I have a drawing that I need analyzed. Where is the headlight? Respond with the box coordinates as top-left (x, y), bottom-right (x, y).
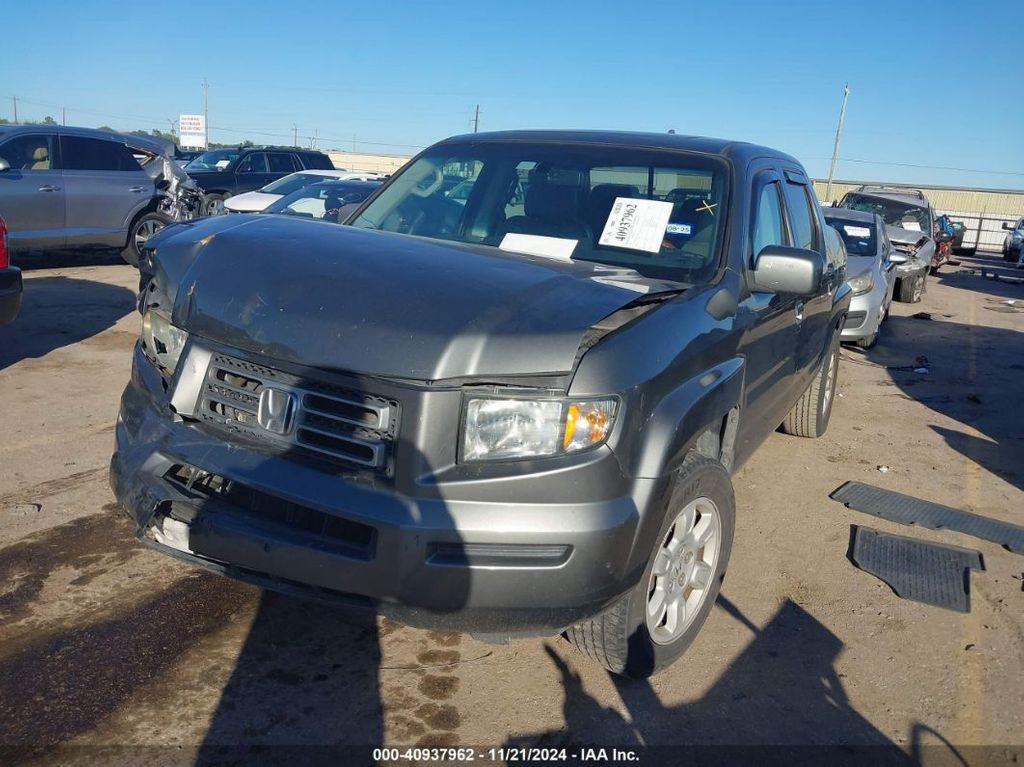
top-left (847, 269), bottom-right (875, 296)
top-left (140, 309), bottom-right (188, 374)
top-left (462, 396), bottom-right (617, 462)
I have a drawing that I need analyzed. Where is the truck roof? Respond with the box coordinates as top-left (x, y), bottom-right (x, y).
top-left (436, 129), bottom-right (804, 167)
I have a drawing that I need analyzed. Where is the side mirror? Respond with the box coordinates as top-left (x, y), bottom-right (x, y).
top-left (888, 253), bottom-right (908, 265)
top-left (751, 245), bottom-right (824, 296)
top-left (0, 157), bottom-right (9, 172)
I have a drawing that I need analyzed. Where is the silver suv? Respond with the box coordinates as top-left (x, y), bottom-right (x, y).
top-left (0, 125), bottom-right (168, 264)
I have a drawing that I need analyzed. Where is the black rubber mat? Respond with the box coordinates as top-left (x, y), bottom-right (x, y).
top-left (849, 526), bottom-right (984, 612)
top-left (831, 481), bottom-right (1024, 555)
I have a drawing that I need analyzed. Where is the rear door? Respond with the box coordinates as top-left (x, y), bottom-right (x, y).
top-left (780, 171), bottom-right (833, 384)
top-left (233, 152), bottom-right (276, 194)
top-left (61, 135), bottom-right (152, 247)
top-left (0, 132), bottom-right (66, 250)
top-left (736, 168), bottom-right (801, 447)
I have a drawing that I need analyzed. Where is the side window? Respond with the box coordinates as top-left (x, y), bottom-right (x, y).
top-left (61, 136), bottom-right (139, 171)
top-left (753, 181), bottom-right (786, 257)
top-left (782, 181), bottom-right (816, 251)
top-left (0, 134), bottom-right (55, 171)
top-left (238, 153), bottom-right (269, 173)
top-left (825, 226), bottom-right (847, 271)
top-left (267, 153), bottom-right (295, 173)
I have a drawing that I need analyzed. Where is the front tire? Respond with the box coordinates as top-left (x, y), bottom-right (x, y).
top-left (202, 193), bottom-right (228, 217)
top-left (565, 454), bottom-right (735, 678)
top-left (781, 334), bottom-right (839, 438)
top-left (898, 272), bottom-right (924, 303)
top-left (121, 211), bottom-right (171, 267)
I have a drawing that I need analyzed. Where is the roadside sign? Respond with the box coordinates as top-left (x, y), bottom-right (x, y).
top-left (179, 114), bottom-right (206, 149)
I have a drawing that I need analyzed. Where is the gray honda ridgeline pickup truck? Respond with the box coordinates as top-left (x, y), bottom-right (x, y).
top-left (112, 131), bottom-right (849, 678)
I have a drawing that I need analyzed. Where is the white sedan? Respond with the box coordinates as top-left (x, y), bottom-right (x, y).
top-left (223, 169), bottom-right (385, 212)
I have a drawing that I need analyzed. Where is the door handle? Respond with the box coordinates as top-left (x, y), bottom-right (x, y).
top-left (38, 185), bottom-right (61, 192)
top-left (794, 301), bottom-right (805, 322)
top-left (129, 186), bottom-right (147, 193)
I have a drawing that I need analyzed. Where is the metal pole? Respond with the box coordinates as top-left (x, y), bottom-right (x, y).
top-left (292, 124), bottom-right (297, 148)
top-left (825, 83), bottom-right (850, 204)
top-left (202, 78), bottom-right (209, 148)
top-left (472, 104), bottom-right (479, 133)
top-left (62, 107), bottom-right (66, 126)
top-left (12, 96), bottom-right (17, 124)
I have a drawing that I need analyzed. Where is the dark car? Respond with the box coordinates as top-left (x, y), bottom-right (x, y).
top-left (112, 130), bottom-right (849, 678)
top-left (1003, 216), bottom-right (1024, 262)
top-left (263, 179), bottom-right (382, 221)
top-left (0, 214), bottom-right (22, 325)
top-left (183, 146), bottom-right (334, 215)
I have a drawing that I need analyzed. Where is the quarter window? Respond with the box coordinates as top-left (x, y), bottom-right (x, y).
top-left (61, 136), bottom-right (139, 171)
top-left (782, 181), bottom-right (816, 251)
top-left (0, 134), bottom-right (55, 171)
top-left (267, 153), bottom-right (295, 172)
top-left (753, 181), bottom-right (786, 256)
top-left (238, 153), bottom-right (269, 173)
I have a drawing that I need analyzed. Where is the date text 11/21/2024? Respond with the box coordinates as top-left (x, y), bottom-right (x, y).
top-left (372, 746), bottom-right (640, 762)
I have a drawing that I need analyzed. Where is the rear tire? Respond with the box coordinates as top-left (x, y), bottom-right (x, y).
top-left (121, 211), bottom-right (171, 267)
top-left (203, 193), bottom-right (228, 217)
top-left (781, 334), bottom-right (840, 438)
top-left (565, 454), bottom-right (735, 679)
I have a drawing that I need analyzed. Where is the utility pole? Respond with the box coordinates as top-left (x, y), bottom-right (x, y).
top-left (825, 83), bottom-right (850, 204)
top-left (62, 107), bottom-right (66, 126)
top-left (472, 104), bottom-right (480, 133)
top-left (12, 95), bottom-right (17, 124)
top-left (292, 124), bottom-right (298, 148)
top-left (202, 78), bottom-right (209, 148)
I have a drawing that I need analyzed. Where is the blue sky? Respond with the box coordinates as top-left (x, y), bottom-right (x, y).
top-left (2, 0), bottom-right (1021, 188)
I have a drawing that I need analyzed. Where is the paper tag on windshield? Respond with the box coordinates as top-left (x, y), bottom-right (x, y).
top-left (499, 233), bottom-right (577, 260)
top-left (599, 198), bottom-right (674, 253)
top-left (844, 225), bottom-right (871, 238)
top-left (901, 221), bottom-right (922, 232)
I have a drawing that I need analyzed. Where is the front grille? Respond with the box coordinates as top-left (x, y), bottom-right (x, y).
top-left (164, 464), bottom-right (376, 559)
top-left (199, 353), bottom-right (398, 473)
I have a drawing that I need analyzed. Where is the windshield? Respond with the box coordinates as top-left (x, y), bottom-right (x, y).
top-left (349, 143), bottom-right (728, 283)
top-left (184, 149), bottom-right (241, 171)
top-left (265, 181), bottom-right (380, 222)
top-left (261, 172), bottom-right (324, 196)
top-left (827, 217), bottom-right (877, 257)
top-left (841, 193), bottom-right (929, 233)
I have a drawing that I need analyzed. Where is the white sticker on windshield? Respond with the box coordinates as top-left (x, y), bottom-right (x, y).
top-left (499, 233), bottom-right (577, 261)
top-left (843, 225), bottom-right (871, 238)
top-left (900, 221), bottom-right (922, 232)
top-left (599, 198), bottom-right (674, 254)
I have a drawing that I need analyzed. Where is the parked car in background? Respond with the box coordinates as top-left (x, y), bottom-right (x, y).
top-left (1002, 217), bottom-right (1024, 262)
top-left (0, 125), bottom-right (173, 265)
top-left (174, 148), bottom-right (203, 167)
top-left (839, 186), bottom-right (940, 273)
top-left (824, 207), bottom-right (897, 347)
top-left (262, 179), bottom-right (383, 221)
top-left (183, 146), bottom-right (334, 215)
top-left (224, 170), bottom-right (384, 213)
top-left (0, 214), bottom-right (22, 326)
top-left (115, 130), bottom-right (849, 679)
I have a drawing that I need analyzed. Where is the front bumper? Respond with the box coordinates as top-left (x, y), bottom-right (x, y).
top-left (840, 276), bottom-right (888, 342)
top-left (0, 266), bottom-right (23, 326)
top-left (111, 344), bottom-right (663, 637)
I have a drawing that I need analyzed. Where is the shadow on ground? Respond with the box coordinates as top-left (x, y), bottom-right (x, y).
top-left (853, 306), bottom-right (1024, 494)
top-left (0, 275), bottom-right (136, 369)
top-left (935, 251), bottom-right (1024, 301)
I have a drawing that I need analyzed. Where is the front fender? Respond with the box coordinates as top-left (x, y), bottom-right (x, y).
top-left (617, 356), bottom-right (744, 479)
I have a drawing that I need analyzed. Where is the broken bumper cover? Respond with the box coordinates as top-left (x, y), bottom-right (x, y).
top-left (111, 346), bottom-right (659, 637)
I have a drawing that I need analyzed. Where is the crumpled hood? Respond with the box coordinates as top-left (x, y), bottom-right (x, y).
top-left (152, 215), bottom-right (681, 381)
top-left (886, 224), bottom-right (928, 246)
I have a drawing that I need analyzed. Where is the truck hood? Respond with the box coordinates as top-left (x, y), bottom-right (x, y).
top-left (152, 215), bottom-right (683, 381)
top-left (886, 224), bottom-right (929, 247)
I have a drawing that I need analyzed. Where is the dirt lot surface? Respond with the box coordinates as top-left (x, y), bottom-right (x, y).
top-left (1, 251), bottom-right (1022, 764)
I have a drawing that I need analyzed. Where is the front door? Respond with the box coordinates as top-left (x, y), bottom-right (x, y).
top-left (0, 133), bottom-right (66, 250)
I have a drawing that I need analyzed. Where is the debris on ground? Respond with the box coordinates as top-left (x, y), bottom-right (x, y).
top-left (877, 465), bottom-right (891, 473)
top-left (911, 312), bottom-right (933, 320)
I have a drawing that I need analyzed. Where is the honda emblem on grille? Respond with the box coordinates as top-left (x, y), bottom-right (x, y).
top-left (257, 387), bottom-right (296, 435)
